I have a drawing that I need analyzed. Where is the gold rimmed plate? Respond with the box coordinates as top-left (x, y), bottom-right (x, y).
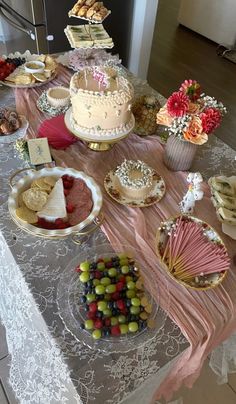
top-left (155, 214), bottom-right (228, 291)
top-left (104, 168), bottom-right (166, 208)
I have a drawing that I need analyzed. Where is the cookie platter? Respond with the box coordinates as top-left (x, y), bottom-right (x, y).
top-left (0, 51), bottom-right (57, 88)
top-left (8, 167), bottom-right (103, 238)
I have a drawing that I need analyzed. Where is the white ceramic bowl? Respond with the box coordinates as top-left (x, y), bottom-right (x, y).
top-left (8, 167), bottom-right (103, 238)
top-left (25, 60), bottom-right (45, 74)
top-left (47, 87), bottom-right (71, 108)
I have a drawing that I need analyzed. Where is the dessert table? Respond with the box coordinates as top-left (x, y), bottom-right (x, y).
top-left (0, 65), bottom-right (236, 404)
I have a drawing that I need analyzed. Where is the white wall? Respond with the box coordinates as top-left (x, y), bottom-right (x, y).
top-left (179, 0), bottom-right (236, 49)
top-left (128, 0), bottom-right (159, 79)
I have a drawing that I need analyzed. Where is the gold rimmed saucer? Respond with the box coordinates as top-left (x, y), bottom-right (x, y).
top-left (104, 168), bottom-right (166, 208)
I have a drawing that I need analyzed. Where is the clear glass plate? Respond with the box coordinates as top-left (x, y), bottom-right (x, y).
top-left (57, 243), bottom-right (168, 353)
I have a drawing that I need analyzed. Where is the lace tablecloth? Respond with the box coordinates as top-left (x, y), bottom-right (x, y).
top-left (1, 69), bottom-right (236, 404)
top-left (0, 83), bottom-right (190, 403)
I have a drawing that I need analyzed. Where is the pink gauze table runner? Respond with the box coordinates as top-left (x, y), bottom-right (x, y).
top-left (15, 66), bottom-right (236, 401)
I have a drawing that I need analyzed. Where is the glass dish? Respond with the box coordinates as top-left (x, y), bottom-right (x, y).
top-left (57, 243), bottom-right (168, 353)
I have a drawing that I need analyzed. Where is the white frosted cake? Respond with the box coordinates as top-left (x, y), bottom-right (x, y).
top-left (115, 160), bottom-right (154, 200)
top-left (70, 67), bottom-right (134, 136)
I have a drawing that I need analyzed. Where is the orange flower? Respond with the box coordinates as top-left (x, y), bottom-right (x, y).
top-left (188, 102), bottom-right (201, 114)
top-left (183, 116), bottom-right (208, 145)
top-left (156, 104), bottom-right (174, 127)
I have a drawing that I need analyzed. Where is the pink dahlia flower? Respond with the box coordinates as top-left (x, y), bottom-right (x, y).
top-left (167, 91), bottom-right (190, 117)
top-left (179, 79), bottom-right (201, 101)
top-left (200, 108), bottom-right (222, 134)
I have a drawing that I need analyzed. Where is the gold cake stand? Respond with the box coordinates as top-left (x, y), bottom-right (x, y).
top-left (64, 108), bottom-right (135, 151)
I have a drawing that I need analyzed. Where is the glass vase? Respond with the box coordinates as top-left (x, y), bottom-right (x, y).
top-left (163, 135), bottom-right (198, 171)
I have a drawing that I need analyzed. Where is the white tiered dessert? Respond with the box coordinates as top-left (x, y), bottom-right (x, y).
top-left (70, 67), bottom-right (134, 136)
top-left (115, 160), bottom-right (154, 200)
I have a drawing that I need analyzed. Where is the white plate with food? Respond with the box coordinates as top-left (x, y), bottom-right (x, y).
top-left (0, 51), bottom-right (57, 88)
top-left (8, 167), bottom-right (103, 238)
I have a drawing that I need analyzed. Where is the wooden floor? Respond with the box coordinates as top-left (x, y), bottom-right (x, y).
top-left (148, 0), bottom-right (236, 151)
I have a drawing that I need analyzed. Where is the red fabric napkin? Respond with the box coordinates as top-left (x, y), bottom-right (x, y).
top-left (38, 114), bottom-right (78, 149)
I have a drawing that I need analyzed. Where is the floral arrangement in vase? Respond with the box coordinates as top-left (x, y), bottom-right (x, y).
top-left (156, 80), bottom-right (227, 145)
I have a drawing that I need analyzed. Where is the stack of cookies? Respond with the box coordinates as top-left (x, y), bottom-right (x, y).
top-left (69, 0), bottom-right (110, 22)
top-left (16, 176), bottom-right (57, 224)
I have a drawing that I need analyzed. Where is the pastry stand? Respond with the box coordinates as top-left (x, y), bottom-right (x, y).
top-left (64, 108), bottom-right (135, 151)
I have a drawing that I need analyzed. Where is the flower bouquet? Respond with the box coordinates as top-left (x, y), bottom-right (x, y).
top-left (156, 80), bottom-right (227, 171)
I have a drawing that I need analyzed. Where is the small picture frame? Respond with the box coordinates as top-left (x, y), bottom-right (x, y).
top-left (27, 138), bottom-right (52, 166)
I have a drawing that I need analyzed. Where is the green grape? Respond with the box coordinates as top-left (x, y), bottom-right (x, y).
top-left (103, 309), bottom-right (112, 317)
top-left (111, 317), bottom-right (118, 326)
top-left (97, 262), bottom-right (105, 271)
top-left (97, 301), bottom-right (107, 311)
top-left (100, 277), bottom-right (111, 286)
top-left (125, 276), bottom-right (133, 283)
top-left (130, 306), bottom-right (140, 315)
top-left (118, 315), bottom-right (126, 324)
top-left (79, 272), bottom-right (90, 283)
top-left (126, 290), bottom-right (136, 299)
top-left (127, 281), bottom-right (136, 290)
top-left (121, 265), bottom-right (130, 274)
top-left (95, 285), bottom-right (105, 295)
top-left (108, 267), bottom-right (117, 278)
top-left (86, 294), bottom-right (96, 303)
top-left (85, 319), bottom-right (94, 330)
top-left (120, 324), bottom-right (129, 334)
top-left (118, 253), bottom-right (128, 260)
top-left (80, 261), bottom-right (90, 272)
top-left (105, 284), bottom-right (116, 294)
top-left (128, 322), bottom-right (139, 332)
top-left (131, 297), bottom-right (141, 307)
top-left (103, 257), bottom-right (111, 263)
top-left (119, 258), bottom-right (129, 266)
top-left (92, 329), bottom-right (102, 339)
top-left (93, 279), bottom-right (100, 287)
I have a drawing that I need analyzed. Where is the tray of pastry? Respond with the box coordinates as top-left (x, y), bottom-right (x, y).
top-left (69, 0), bottom-right (111, 23)
top-left (64, 24), bottom-right (114, 49)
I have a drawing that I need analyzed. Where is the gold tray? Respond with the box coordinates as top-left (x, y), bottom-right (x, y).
top-left (155, 214), bottom-right (228, 291)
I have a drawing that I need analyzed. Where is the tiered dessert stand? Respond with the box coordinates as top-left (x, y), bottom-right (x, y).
top-left (64, 3), bottom-right (135, 151)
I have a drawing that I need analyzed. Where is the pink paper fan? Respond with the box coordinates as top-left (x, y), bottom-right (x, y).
top-left (38, 115), bottom-right (78, 149)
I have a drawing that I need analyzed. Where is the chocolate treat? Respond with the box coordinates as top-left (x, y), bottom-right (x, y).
top-left (0, 120), bottom-right (14, 135)
top-left (9, 117), bottom-right (20, 131)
